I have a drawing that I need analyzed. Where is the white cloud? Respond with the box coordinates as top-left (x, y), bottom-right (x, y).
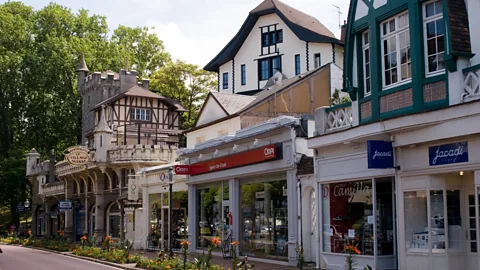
top-left (5, 0), bottom-right (351, 68)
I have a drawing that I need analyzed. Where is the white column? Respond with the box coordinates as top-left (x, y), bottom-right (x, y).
top-left (134, 208), bottom-right (144, 250)
top-left (287, 170), bottom-right (298, 265)
top-left (187, 184), bottom-right (197, 250)
top-left (142, 184), bottom-right (150, 249)
top-left (229, 178), bottom-right (240, 244)
top-left (124, 207), bottom-right (135, 243)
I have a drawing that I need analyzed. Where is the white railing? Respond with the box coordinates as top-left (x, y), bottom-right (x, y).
top-left (107, 144), bottom-right (177, 163)
top-left (56, 160), bottom-right (95, 176)
top-left (315, 104), bottom-right (353, 135)
top-left (40, 182), bottom-right (65, 196)
top-left (463, 65), bottom-right (480, 102)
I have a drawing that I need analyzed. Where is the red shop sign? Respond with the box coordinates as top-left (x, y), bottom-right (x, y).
top-left (173, 165), bottom-right (190, 175)
top-left (179, 143), bottom-right (282, 176)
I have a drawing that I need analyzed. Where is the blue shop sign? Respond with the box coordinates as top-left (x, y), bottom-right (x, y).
top-left (367, 140), bottom-right (394, 169)
top-left (429, 141), bottom-right (468, 166)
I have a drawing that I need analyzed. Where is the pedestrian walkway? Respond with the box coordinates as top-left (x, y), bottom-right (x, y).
top-left (135, 250), bottom-right (303, 270)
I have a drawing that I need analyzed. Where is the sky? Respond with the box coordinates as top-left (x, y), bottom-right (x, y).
top-left (3, 0), bottom-right (350, 68)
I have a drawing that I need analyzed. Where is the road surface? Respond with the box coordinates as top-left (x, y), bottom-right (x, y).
top-left (0, 244), bottom-right (122, 270)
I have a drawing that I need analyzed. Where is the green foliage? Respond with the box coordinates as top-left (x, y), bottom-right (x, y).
top-left (150, 60), bottom-right (217, 130)
top-left (330, 88), bottom-right (352, 106)
top-left (295, 244), bottom-right (305, 270)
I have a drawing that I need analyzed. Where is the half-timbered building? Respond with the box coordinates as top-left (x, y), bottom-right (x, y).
top-left (26, 56), bottom-right (186, 248)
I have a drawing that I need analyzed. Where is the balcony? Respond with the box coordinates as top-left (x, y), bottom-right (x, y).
top-left (314, 103), bottom-right (354, 136)
top-left (107, 144), bottom-right (177, 164)
top-left (463, 64), bottom-right (480, 102)
top-left (27, 161), bottom-right (50, 176)
top-left (40, 181), bottom-right (65, 196)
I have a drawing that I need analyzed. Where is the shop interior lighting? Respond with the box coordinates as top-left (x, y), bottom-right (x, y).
top-left (460, 171), bottom-right (464, 176)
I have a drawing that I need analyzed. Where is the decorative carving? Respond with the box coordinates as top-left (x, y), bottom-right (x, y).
top-left (463, 69), bottom-right (480, 102)
top-left (326, 106), bottom-right (353, 133)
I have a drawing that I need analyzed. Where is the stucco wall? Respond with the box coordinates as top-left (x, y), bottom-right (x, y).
top-left (186, 116), bottom-right (241, 148)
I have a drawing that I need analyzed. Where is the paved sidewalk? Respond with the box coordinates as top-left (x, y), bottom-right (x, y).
top-left (135, 250), bottom-right (301, 270)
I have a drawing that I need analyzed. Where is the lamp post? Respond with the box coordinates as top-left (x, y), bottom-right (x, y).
top-left (168, 168), bottom-right (174, 257)
top-left (24, 199), bottom-right (30, 229)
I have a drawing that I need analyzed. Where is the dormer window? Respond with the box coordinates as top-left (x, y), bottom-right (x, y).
top-left (262, 30), bottom-right (283, 47)
top-left (130, 108), bottom-right (151, 121)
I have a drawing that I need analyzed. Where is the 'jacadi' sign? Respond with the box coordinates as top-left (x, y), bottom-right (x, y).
top-left (429, 141), bottom-right (468, 166)
top-left (176, 143), bottom-right (283, 176)
top-left (367, 140), bottom-right (394, 169)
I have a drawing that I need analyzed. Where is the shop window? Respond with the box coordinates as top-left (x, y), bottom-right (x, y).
top-left (149, 191), bottom-right (188, 250)
top-left (322, 180), bottom-right (374, 255)
top-left (376, 178), bottom-right (395, 255)
top-left (240, 180), bottom-right (288, 258)
top-left (108, 203), bottom-right (121, 238)
top-left (196, 181), bottom-right (229, 251)
top-left (404, 189), bottom-right (461, 252)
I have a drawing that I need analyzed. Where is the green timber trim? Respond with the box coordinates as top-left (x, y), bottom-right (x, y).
top-left (463, 64), bottom-right (480, 74)
top-left (347, 0), bottom-right (452, 124)
top-left (325, 102), bottom-right (352, 113)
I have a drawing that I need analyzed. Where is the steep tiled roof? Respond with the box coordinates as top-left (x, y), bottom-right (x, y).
top-left (211, 92), bottom-right (257, 115)
top-left (204, 0), bottom-right (341, 71)
top-left (251, 0), bottom-right (336, 39)
top-left (93, 86), bottom-right (188, 112)
top-left (447, 0), bottom-right (471, 54)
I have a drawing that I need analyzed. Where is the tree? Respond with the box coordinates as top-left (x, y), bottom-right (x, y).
top-left (150, 60), bottom-right (217, 130)
top-left (110, 25), bottom-right (171, 78)
top-left (330, 88), bottom-right (352, 106)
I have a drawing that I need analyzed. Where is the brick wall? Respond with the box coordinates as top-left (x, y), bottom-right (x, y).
top-left (361, 100), bottom-right (372, 119)
top-left (423, 80), bottom-right (447, 103)
top-left (380, 88), bottom-right (413, 113)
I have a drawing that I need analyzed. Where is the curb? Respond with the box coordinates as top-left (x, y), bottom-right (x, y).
top-left (19, 245), bottom-right (140, 270)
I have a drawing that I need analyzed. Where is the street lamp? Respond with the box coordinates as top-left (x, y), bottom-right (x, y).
top-left (24, 200), bottom-right (30, 229)
top-left (168, 168), bottom-right (174, 257)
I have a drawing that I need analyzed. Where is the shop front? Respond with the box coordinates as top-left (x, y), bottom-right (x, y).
top-left (139, 164), bottom-right (188, 251)
top-left (309, 120), bottom-right (480, 270)
top-left (397, 137), bottom-right (480, 270)
top-left (180, 116), bottom-right (312, 266)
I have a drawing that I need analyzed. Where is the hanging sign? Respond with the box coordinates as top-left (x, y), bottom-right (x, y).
top-left (128, 176), bottom-right (139, 201)
top-left (64, 146), bottom-right (90, 167)
top-left (367, 140), bottom-right (394, 169)
top-left (58, 200), bottom-right (73, 212)
top-left (429, 141), bottom-right (468, 166)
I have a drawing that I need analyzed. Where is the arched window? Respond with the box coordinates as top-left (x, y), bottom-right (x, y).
top-left (107, 203), bottom-right (121, 238)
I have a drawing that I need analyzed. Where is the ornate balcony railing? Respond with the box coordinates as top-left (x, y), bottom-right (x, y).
top-left (107, 144), bottom-right (177, 163)
top-left (40, 181), bottom-right (65, 196)
top-left (56, 159), bottom-right (95, 177)
top-left (314, 103), bottom-right (353, 136)
top-left (463, 64), bottom-right (480, 102)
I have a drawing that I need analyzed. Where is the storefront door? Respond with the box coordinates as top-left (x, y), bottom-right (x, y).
top-left (465, 191), bottom-right (480, 270)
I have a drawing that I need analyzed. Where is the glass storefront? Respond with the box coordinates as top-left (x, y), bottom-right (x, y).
top-left (322, 178), bottom-right (395, 257)
top-left (149, 191), bottom-right (188, 250)
top-left (196, 181), bottom-right (229, 250)
top-left (240, 180), bottom-right (288, 259)
top-left (108, 203), bottom-right (121, 238)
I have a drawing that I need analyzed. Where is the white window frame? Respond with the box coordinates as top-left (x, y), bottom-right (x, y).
top-left (381, 11), bottom-right (411, 90)
top-left (363, 31), bottom-right (371, 97)
top-left (130, 108), bottom-right (151, 121)
top-left (423, 0), bottom-right (445, 77)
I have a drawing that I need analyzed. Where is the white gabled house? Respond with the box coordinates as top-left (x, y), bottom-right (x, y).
top-left (204, 0), bottom-right (344, 95)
